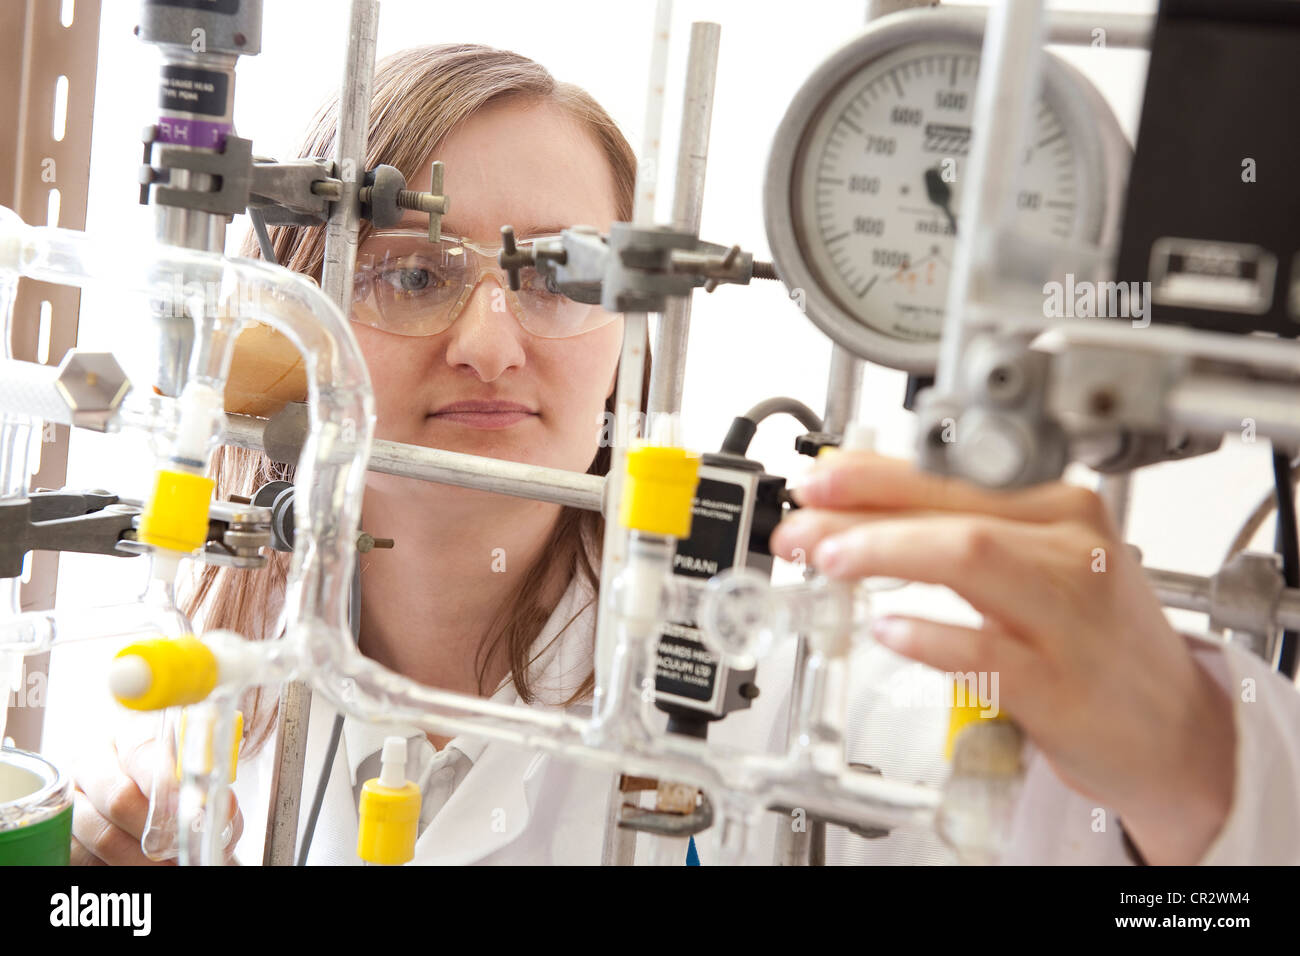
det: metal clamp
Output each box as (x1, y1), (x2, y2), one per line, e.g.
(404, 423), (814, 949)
(144, 128), (255, 218)
(358, 161), (449, 241)
(616, 777), (715, 837)
(249, 157), (336, 225)
(769, 764), (892, 841)
(0, 491), (140, 579)
(204, 500), (273, 569)
(1209, 551), (1286, 661)
(916, 332), (1070, 488)
(498, 223), (777, 314)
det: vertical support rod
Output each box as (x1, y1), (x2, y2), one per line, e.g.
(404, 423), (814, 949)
(263, 0), (378, 868)
(597, 0), (673, 866)
(647, 21), (721, 420)
(319, 0), (379, 312)
(822, 344), (864, 439)
(931, 0), (1047, 394)
(1098, 472), (1131, 537)
(773, 630), (812, 865)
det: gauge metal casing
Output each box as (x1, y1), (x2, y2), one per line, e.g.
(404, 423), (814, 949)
(763, 8), (1127, 373)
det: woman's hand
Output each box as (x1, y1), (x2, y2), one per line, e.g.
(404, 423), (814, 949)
(70, 737), (242, 866)
(768, 450), (1235, 865)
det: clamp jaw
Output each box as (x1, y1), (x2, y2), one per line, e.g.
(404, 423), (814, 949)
(498, 223), (780, 314)
(0, 487), (273, 574)
(140, 126), (450, 241)
(0, 490), (141, 579)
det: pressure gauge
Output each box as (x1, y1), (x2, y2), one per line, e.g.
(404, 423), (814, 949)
(764, 9), (1128, 373)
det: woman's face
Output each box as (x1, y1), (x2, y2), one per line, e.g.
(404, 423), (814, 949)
(352, 97), (624, 479)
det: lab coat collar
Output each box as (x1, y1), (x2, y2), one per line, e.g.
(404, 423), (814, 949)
(339, 569), (599, 864)
(341, 680), (516, 789)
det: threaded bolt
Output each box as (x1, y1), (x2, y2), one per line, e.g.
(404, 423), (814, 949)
(357, 533), (395, 553)
(396, 190), (445, 214)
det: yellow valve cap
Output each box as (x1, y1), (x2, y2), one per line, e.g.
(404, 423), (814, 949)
(945, 695), (1011, 760)
(620, 445), (701, 538)
(112, 635), (218, 711)
(357, 780), (422, 865)
(137, 469), (215, 553)
(175, 709), (244, 783)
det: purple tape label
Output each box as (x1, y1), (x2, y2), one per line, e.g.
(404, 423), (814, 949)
(155, 117), (230, 150)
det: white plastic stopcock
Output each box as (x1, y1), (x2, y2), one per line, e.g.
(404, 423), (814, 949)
(379, 736), (408, 788)
(173, 381), (225, 469)
(108, 655), (153, 700)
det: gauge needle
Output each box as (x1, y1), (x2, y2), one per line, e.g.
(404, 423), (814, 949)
(924, 166), (958, 236)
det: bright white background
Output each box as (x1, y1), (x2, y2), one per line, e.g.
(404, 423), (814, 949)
(38, 0), (1282, 801)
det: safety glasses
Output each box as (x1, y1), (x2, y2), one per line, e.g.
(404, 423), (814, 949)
(351, 229), (618, 339)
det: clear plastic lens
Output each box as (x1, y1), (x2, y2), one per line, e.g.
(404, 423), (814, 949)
(350, 232), (610, 339)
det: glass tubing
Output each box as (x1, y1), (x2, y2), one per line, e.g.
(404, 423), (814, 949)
(0, 209), (940, 862)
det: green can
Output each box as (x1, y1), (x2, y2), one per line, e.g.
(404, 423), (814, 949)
(0, 747), (72, 866)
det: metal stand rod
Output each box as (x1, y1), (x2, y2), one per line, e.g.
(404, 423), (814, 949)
(647, 21), (721, 420)
(263, 0), (378, 868)
(773, 629), (813, 865)
(822, 344), (864, 439)
(933, 0), (1047, 395)
(609, 21), (722, 867)
(597, 0), (674, 867)
(1097, 472), (1131, 537)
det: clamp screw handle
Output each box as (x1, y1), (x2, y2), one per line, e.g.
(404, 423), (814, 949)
(498, 225), (534, 291)
(394, 161), (448, 242)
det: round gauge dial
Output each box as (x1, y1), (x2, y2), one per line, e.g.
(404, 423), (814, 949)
(765, 11), (1120, 373)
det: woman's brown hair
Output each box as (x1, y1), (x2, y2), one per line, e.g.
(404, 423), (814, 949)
(180, 43), (648, 757)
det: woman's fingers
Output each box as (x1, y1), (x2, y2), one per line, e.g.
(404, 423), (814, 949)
(70, 789), (171, 866)
(70, 735), (243, 865)
(69, 832), (109, 866)
(792, 450), (1114, 531)
(778, 511), (1096, 646)
(770, 506), (920, 559)
(113, 739), (163, 833)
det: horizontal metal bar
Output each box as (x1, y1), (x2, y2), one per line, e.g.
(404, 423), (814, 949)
(1148, 566), (1300, 632)
(947, 6), (1155, 49)
(1044, 10), (1154, 49)
(1166, 376), (1300, 449)
(222, 412), (606, 512)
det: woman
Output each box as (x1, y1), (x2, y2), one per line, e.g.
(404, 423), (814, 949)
(70, 43), (1300, 866)
(72, 43), (638, 866)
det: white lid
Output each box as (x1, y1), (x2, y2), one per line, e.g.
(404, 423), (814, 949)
(379, 736), (407, 788)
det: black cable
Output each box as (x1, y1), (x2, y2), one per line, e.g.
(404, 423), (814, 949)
(743, 397), (824, 433)
(1272, 447), (1299, 678)
(295, 558), (360, 865)
(721, 397), (824, 456)
(249, 207), (278, 265)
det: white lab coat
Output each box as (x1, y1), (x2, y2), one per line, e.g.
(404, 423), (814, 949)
(232, 571), (1300, 865)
